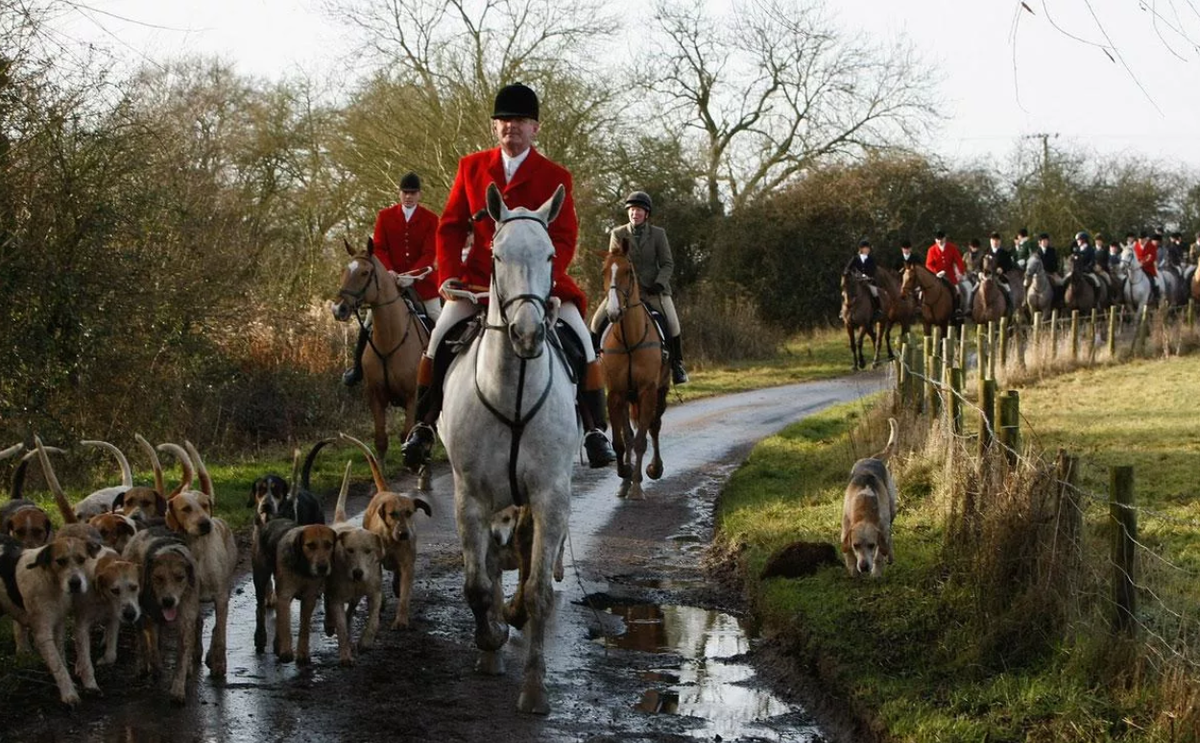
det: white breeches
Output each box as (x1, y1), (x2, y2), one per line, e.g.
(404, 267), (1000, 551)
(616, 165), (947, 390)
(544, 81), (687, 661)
(425, 298), (594, 363)
(589, 293), (682, 338)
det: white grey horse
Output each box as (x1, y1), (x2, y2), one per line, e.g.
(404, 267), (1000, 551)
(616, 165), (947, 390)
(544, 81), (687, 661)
(1023, 251), (1055, 319)
(439, 183), (578, 715)
(1113, 245), (1156, 312)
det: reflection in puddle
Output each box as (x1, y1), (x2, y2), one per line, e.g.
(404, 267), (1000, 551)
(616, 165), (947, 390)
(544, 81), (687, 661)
(599, 603), (820, 741)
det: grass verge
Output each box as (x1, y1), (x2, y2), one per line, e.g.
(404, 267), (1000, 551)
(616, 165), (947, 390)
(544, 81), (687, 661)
(716, 355), (1200, 742)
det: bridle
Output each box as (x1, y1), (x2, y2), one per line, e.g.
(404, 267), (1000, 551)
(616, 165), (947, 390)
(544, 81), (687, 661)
(604, 253), (659, 355)
(338, 254), (426, 393)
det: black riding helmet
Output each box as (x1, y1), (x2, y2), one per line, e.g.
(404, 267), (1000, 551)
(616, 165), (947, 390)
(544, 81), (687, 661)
(624, 191), (653, 214)
(492, 83), (539, 120)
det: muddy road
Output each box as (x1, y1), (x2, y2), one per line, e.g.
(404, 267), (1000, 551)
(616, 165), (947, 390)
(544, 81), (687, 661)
(9, 373), (884, 743)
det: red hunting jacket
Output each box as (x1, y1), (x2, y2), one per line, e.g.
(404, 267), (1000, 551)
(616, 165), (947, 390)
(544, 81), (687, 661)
(925, 241), (966, 285)
(437, 146), (586, 314)
(372, 203), (439, 301)
(1134, 240), (1158, 277)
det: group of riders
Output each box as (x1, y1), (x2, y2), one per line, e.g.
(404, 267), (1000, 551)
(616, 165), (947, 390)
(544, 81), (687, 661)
(846, 226), (1200, 323)
(339, 83), (690, 474)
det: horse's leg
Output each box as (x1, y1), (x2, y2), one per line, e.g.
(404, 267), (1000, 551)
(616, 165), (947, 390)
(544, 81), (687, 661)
(618, 418), (634, 500)
(626, 386), (655, 501)
(516, 503), (567, 715)
(866, 324), (879, 368)
(846, 323), (860, 370)
(457, 487), (508, 673)
(644, 384), (667, 481)
(607, 392), (631, 496)
(368, 393), (389, 481)
(872, 319), (886, 365)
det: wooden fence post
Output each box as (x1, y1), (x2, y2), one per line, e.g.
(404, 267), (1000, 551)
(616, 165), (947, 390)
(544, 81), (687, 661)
(923, 336), (934, 416)
(1032, 311), (1042, 355)
(1135, 305), (1149, 356)
(987, 321), (997, 379)
(1049, 309), (1060, 358)
(998, 390), (1020, 465)
(1110, 465), (1137, 636)
(998, 316), (1009, 368)
(978, 378), (996, 457)
(1188, 298), (1195, 328)
(949, 367), (964, 435)
(930, 344), (942, 418)
(1056, 449), (1081, 567)
(1107, 306), (1118, 359)
(1070, 309), (1080, 361)
(975, 323), (985, 384)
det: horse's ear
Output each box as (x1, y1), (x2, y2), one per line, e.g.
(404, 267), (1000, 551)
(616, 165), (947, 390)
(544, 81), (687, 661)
(486, 183), (506, 223)
(343, 238), (355, 257)
(366, 237), (375, 256)
(542, 184), (566, 224)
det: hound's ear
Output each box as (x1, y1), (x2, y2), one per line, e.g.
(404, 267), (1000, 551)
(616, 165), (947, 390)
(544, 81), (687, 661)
(31, 545), (54, 569)
(343, 237), (355, 257)
(199, 494), (214, 517)
(165, 500), (181, 532)
(413, 497), (432, 518)
(86, 539), (102, 558)
(840, 531), (852, 555)
(372, 533), (385, 553)
(112, 491), (126, 512)
(119, 519), (136, 539)
(366, 236), (375, 256)
(185, 559), (197, 588)
(247, 481), (259, 509)
(486, 182), (506, 223)
(154, 493), (168, 517)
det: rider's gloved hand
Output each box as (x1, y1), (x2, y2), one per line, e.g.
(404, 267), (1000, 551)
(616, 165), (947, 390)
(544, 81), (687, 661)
(392, 271), (415, 288)
(439, 278), (466, 301)
(936, 270), (947, 279)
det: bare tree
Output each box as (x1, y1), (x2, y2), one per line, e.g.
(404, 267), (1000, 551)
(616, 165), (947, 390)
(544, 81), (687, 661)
(641, 0), (936, 213)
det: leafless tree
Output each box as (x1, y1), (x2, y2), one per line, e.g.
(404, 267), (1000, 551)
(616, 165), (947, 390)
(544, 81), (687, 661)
(640, 0), (936, 213)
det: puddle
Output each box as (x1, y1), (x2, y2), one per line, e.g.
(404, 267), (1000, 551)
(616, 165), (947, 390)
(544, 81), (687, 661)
(598, 603), (823, 741)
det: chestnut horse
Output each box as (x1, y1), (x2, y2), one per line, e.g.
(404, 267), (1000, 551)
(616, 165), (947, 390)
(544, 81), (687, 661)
(331, 238), (430, 481)
(841, 270), (878, 370)
(600, 238), (669, 500)
(900, 263), (958, 337)
(873, 268), (914, 364)
(972, 254), (1009, 325)
(1063, 254), (1105, 313)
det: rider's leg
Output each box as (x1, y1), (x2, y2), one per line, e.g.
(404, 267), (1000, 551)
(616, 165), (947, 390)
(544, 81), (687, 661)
(658, 295), (689, 385)
(587, 304), (608, 355)
(1149, 274), (1161, 304)
(560, 303), (616, 468)
(422, 297), (442, 322)
(342, 312), (373, 387)
(401, 300), (479, 470)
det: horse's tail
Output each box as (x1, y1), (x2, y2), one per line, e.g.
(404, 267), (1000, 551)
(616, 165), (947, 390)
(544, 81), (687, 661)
(872, 418), (898, 462)
(300, 438), (335, 494)
(334, 459), (353, 524)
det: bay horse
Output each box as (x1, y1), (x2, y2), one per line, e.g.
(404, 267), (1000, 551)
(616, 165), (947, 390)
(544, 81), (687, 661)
(438, 183), (577, 714)
(1063, 254), (1103, 313)
(1023, 251), (1055, 320)
(972, 254), (1008, 325)
(841, 270), (878, 370)
(600, 237), (669, 501)
(872, 268), (914, 364)
(331, 238), (431, 483)
(900, 263), (957, 338)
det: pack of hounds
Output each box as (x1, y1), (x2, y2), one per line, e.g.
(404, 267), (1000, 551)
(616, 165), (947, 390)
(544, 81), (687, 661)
(0, 432), (550, 707)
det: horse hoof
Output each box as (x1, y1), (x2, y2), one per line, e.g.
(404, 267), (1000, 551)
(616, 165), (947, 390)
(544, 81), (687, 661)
(617, 481), (631, 499)
(627, 484), (645, 501)
(475, 651), (506, 676)
(416, 466), (431, 492)
(646, 463), (663, 480)
(517, 685), (550, 715)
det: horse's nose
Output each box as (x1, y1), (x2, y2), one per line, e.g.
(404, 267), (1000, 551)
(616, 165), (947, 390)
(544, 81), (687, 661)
(331, 301), (347, 321)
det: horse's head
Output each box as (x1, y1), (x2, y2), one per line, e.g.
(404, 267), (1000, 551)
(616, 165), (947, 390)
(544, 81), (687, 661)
(1024, 252), (1043, 284)
(486, 182), (565, 359)
(899, 264), (917, 298)
(332, 237), (384, 322)
(603, 237), (638, 323)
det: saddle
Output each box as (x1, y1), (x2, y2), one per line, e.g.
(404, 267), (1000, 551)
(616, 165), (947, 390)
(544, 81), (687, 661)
(400, 289), (435, 335)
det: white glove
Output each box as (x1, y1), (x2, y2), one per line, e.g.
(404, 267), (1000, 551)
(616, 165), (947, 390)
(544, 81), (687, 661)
(936, 270), (946, 279)
(392, 271), (415, 288)
(439, 278), (466, 301)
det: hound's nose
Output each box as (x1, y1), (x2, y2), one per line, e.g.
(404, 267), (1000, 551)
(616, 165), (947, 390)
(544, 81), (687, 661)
(351, 568), (364, 582)
(316, 563), (330, 576)
(162, 596), (176, 609)
(199, 520), (212, 535)
(68, 576), (84, 593)
(122, 606), (140, 623)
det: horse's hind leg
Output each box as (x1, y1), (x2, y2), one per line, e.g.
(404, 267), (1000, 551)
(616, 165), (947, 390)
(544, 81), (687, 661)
(369, 395), (389, 480)
(645, 385), (667, 481)
(457, 489), (508, 674)
(517, 505), (566, 715)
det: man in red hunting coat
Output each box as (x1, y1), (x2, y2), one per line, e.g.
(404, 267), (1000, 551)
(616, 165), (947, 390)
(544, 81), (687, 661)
(343, 171), (441, 386)
(1135, 231), (1162, 304)
(401, 82), (616, 470)
(925, 230), (967, 321)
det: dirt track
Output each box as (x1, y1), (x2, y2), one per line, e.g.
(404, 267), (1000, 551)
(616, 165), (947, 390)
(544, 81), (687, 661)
(3, 372), (885, 743)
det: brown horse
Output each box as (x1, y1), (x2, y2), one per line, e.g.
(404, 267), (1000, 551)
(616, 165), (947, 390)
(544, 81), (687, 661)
(841, 271), (878, 370)
(331, 238), (430, 481)
(1192, 267), (1200, 302)
(1063, 254), (1104, 313)
(900, 263), (958, 337)
(600, 239), (669, 501)
(872, 268), (914, 364)
(971, 255), (1009, 325)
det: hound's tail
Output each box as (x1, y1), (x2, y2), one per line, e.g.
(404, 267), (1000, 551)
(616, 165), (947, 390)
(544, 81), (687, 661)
(300, 439), (335, 494)
(156, 443), (195, 498)
(35, 436), (78, 524)
(80, 440), (133, 488)
(10, 446), (65, 501)
(134, 434), (164, 496)
(334, 460), (352, 524)
(872, 418), (898, 462)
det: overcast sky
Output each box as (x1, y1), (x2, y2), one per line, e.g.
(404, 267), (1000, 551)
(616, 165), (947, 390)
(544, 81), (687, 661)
(48, 0), (1200, 169)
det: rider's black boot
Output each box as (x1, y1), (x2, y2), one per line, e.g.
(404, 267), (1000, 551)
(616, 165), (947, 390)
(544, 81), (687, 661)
(341, 326), (370, 387)
(401, 356), (439, 471)
(579, 361), (615, 468)
(667, 335), (689, 385)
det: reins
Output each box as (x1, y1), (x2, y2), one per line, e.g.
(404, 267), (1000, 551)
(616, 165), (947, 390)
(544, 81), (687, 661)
(344, 256), (428, 396)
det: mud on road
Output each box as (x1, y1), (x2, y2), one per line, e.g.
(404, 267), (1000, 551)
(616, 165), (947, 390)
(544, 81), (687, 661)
(3, 373), (885, 743)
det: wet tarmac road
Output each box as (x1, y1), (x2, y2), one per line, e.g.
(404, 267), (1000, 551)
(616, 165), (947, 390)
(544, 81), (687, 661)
(8, 372), (885, 743)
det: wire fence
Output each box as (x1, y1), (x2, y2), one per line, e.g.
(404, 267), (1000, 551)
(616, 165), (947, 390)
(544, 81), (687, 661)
(884, 302), (1200, 691)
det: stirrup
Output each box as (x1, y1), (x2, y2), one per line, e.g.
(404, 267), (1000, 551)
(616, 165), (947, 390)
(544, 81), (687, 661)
(341, 366), (363, 387)
(584, 430), (616, 469)
(671, 361), (689, 385)
(402, 423), (435, 471)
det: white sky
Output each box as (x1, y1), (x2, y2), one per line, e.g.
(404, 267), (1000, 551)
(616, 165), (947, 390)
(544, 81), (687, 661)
(46, 0), (1200, 170)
